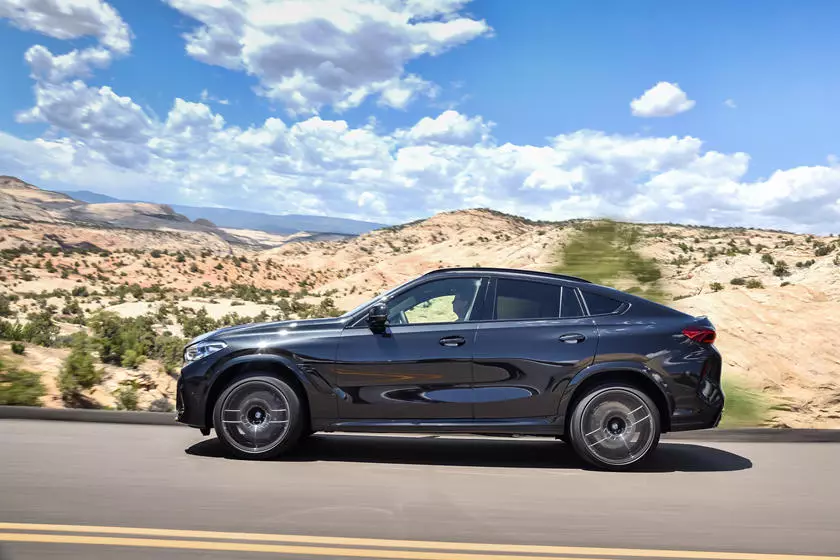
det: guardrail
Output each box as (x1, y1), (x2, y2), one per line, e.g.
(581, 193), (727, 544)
(3, 406), (840, 442)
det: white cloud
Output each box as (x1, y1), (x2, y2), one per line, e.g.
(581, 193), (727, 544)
(1, 0), (131, 84)
(164, 0), (491, 115)
(631, 82), (696, 118)
(5, 83), (839, 232)
(200, 89), (230, 105)
(724, 99), (737, 109)
(16, 80), (153, 144)
(403, 110), (492, 145)
(24, 45), (113, 82)
(0, 0), (130, 53)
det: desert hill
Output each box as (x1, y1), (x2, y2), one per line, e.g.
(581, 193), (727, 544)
(1, 177), (839, 427)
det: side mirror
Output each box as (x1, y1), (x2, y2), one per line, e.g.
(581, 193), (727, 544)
(367, 302), (388, 331)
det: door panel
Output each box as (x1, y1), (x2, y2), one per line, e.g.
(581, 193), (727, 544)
(335, 323), (477, 419)
(472, 317), (598, 418)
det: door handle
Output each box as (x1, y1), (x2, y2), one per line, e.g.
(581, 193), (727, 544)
(558, 333), (586, 344)
(439, 336), (466, 347)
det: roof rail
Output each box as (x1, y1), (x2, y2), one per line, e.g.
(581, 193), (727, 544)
(423, 267), (591, 283)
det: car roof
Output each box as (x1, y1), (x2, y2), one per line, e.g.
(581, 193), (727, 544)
(422, 267), (591, 284)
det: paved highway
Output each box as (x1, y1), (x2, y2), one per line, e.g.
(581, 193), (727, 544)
(1, 420), (839, 559)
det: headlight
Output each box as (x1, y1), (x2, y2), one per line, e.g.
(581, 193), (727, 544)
(183, 341), (227, 364)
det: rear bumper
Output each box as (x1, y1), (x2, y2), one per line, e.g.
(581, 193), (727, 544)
(669, 378), (724, 432)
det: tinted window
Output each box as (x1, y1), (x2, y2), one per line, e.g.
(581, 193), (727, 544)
(582, 291), (623, 315)
(386, 278), (482, 325)
(494, 279), (561, 320)
(560, 288), (585, 318)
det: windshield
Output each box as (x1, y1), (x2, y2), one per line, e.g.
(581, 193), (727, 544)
(339, 276), (418, 318)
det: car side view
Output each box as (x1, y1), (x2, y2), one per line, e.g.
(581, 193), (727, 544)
(177, 267), (724, 470)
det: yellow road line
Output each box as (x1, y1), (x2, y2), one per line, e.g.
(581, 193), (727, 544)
(0, 523), (837, 560)
(0, 533), (616, 560)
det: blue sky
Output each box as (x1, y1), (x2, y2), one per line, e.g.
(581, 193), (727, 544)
(1, 0), (839, 233)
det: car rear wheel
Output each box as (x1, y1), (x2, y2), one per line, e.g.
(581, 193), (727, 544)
(568, 384), (660, 471)
(213, 374), (304, 460)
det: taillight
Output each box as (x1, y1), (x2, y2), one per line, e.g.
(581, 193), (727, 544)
(682, 327), (716, 344)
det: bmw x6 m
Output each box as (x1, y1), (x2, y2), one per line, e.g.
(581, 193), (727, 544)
(177, 267), (724, 470)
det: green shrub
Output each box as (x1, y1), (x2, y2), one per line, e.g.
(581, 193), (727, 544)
(0, 294), (12, 317)
(0, 359), (45, 406)
(11, 342), (25, 355)
(814, 244), (834, 257)
(554, 220), (665, 302)
(772, 260), (791, 277)
(120, 349), (146, 369)
(760, 253), (774, 265)
(729, 277), (746, 286)
(710, 282), (724, 292)
(114, 381), (139, 411)
(58, 334), (103, 403)
(746, 279), (764, 289)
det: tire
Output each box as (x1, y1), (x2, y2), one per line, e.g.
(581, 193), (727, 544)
(213, 373), (305, 460)
(568, 384), (661, 471)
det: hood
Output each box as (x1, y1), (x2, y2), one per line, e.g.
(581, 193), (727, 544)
(186, 316), (347, 346)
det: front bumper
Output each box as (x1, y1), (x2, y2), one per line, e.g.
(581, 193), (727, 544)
(176, 366), (211, 429)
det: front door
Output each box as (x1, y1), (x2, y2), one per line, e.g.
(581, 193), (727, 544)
(335, 276), (487, 420)
(472, 278), (598, 419)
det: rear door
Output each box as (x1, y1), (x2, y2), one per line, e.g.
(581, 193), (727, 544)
(472, 278), (598, 419)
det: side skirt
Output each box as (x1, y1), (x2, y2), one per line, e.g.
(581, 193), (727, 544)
(314, 417), (563, 436)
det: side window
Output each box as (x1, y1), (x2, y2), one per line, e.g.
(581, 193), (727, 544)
(560, 288), (585, 318)
(582, 291), (623, 315)
(494, 279), (561, 320)
(386, 278), (482, 325)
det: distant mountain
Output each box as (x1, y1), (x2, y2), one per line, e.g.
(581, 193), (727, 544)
(60, 190), (387, 235)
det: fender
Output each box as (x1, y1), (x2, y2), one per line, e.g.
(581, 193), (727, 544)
(556, 359), (675, 427)
(210, 352), (330, 397)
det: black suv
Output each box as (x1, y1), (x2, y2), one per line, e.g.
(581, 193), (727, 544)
(177, 267), (724, 470)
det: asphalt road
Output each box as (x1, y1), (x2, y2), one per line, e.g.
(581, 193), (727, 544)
(1, 420), (839, 560)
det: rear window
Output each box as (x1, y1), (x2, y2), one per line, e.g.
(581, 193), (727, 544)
(494, 279), (561, 320)
(582, 291), (624, 315)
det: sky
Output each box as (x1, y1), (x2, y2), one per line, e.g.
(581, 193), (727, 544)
(0, 0), (839, 233)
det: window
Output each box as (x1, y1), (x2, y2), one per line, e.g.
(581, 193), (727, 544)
(385, 278), (482, 325)
(582, 291), (623, 315)
(560, 288), (585, 318)
(494, 279), (561, 320)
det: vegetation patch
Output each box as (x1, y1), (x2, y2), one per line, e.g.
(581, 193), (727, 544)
(553, 220), (666, 302)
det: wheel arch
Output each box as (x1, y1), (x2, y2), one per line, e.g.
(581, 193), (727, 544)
(205, 355), (311, 430)
(560, 364), (673, 434)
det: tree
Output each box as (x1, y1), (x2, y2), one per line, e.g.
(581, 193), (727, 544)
(58, 334), (103, 403)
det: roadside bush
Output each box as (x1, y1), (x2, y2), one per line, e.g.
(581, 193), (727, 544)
(114, 381), (139, 411)
(746, 279), (764, 289)
(58, 334), (103, 403)
(710, 282), (724, 292)
(729, 277), (746, 286)
(11, 342), (25, 355)
(0, 358), (46, 406)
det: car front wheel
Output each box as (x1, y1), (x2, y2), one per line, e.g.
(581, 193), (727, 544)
(568, 384), (661, 471)
(213, 374), (304, 460)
